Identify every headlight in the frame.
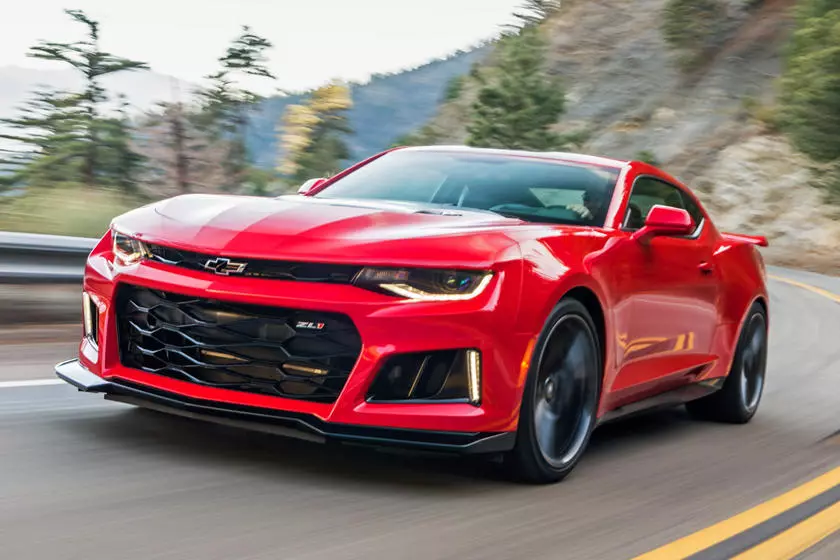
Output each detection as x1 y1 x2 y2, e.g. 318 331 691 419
112 229 149 266
353 267 493 301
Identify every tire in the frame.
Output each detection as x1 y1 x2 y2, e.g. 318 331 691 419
505 298 602 484
686 302 768 424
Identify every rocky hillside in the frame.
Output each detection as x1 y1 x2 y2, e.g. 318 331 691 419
406 0 839 273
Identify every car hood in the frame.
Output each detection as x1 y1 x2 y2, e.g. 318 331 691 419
113 194 530 268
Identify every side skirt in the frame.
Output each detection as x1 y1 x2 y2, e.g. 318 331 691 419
597 377 724 425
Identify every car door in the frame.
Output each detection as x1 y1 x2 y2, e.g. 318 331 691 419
607 176 720 404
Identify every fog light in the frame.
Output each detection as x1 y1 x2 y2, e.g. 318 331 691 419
366 348 482 406
82 292 98 345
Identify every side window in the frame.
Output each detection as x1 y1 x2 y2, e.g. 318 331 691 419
623 177 687 231
678 191 705 234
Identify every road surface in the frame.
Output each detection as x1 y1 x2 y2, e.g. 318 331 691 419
0 269 838 559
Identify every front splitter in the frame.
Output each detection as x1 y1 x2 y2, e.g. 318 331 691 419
55 359 516 454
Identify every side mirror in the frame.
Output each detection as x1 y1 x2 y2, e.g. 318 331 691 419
630 205 694 242
297 178 326 195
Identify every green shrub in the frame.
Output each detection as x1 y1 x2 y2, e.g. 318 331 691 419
778 0 840 163
444 75 466 101
634 150 660 166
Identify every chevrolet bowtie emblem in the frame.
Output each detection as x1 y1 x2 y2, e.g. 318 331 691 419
203 257 248 276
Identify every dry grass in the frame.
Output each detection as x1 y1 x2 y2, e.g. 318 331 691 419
0 185 142 238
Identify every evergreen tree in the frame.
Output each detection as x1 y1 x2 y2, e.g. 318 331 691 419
25 9 149 187
0 89 87 188
196 26 275 190
778 0 840 162
96 95 145 192
466 27 567 151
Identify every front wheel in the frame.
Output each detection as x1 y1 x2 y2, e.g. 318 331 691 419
505 299 602 484
686 302 768 423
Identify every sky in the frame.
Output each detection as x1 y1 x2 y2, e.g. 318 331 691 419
0 0 522 93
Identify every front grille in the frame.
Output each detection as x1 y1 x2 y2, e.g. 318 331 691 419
116 285 362 402
147 243 362 283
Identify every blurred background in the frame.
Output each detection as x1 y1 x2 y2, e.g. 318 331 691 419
0 2 838 559
1 0 838 272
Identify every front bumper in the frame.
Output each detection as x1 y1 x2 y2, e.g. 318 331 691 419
56 359 516 454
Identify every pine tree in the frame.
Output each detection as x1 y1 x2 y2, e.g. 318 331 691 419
0 89 87 188
25 9 149 187
196 26 275 190
466 27 567 151
778 0 840 162
96 95 145 192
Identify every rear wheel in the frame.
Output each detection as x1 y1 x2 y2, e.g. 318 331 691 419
686 302 768 423
505 299 602 484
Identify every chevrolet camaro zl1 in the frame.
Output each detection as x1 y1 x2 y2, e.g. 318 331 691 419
55 146 770 483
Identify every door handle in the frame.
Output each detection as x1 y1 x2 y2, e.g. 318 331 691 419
698 261 715 275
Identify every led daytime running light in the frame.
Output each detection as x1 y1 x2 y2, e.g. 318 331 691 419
353 267 494 301
466 349 481 404
82 292 94 338
379 274 494 301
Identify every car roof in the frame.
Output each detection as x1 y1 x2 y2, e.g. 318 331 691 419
395 145 631 170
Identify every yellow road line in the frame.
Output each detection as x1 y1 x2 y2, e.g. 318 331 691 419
634 272 840 559
633 467 840 559
732 501 840 560
768 275 840 304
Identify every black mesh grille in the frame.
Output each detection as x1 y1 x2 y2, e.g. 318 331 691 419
116 285 362 402
147 243 362 283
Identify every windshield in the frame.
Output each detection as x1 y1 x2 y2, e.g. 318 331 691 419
314 150 621 226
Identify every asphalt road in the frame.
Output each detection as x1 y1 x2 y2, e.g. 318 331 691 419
0 270 838 560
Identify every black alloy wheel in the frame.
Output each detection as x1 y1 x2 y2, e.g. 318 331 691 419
686 301 768 424
507 298 602 484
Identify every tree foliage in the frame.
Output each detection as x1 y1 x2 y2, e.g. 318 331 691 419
279 81 353 182
466 27 568 151
195 26 276 190
778 0 840 163
0 90 86 188
133 94 231 197
0 9 148 190
391 124 441 148
444 75 466 101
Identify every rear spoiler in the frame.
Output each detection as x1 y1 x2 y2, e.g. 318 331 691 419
721 232 769 247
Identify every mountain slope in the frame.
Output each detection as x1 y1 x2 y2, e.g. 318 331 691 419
401 0 839 273
1 45 490 173
0 65 194 118
245 46 491 169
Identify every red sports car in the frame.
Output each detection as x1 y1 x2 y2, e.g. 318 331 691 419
56 146 770 483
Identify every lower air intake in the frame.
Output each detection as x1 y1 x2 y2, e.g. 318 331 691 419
115 285 362 402
366 349 480 405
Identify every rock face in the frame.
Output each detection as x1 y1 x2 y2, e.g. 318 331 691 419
417 0 838 273
698 135 840 273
